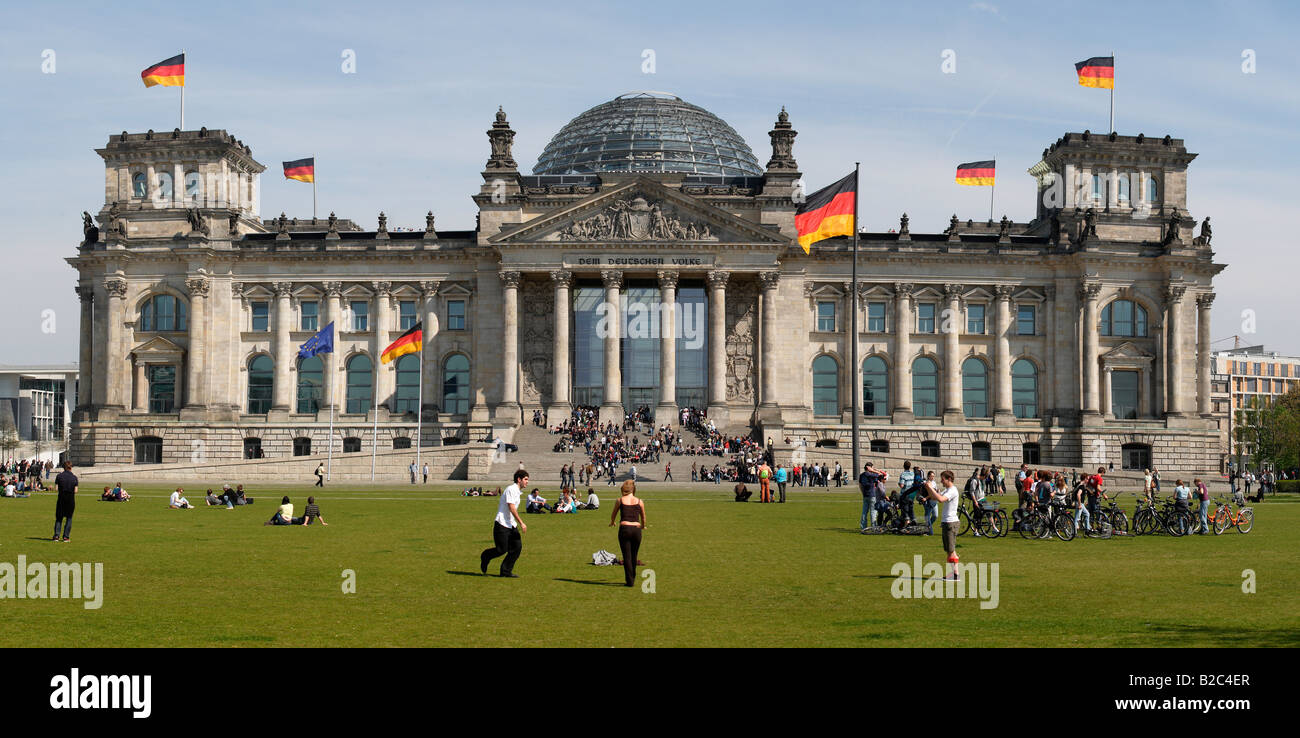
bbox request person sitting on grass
[526,489,552,513]
[294,496,328,526]
[581,488,600,510]
[169,488,193,509]
[265,496,294,526]
[733,481,751,502]
[4,477,28,498]
[206,488,233,508]
[111,482,130,501]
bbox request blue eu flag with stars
[298,321,334,358]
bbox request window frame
[447,300,466,331]
[815,301,836,333]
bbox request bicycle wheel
[1110,510,1128,534]
[1165,510,1191,537]
[1133,509,1152,536]
[1213,508,1230,535]
[958,508,972,536]
[1237,509,1253,533]
[975,512,997,538]
[1054,514,1076,541]
[1035,514,1053,540]
[1018,512,1039,540]
[992,510,1008,538]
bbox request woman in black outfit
[609,480,646,587]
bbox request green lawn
[1,483,1295,647]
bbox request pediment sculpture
[554,196,717,241]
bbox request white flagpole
[327,402,334,482]
[312,154,317,221]
[179,49,185,130]
[416,336,423,480]
[1109,51,1116,134]
[370,364,379,482]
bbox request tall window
[393,354,420,414]
[447,300,466,330]
[1017,305,1036,335]
[912,357,938,417]
[156,171,173,202]
[863,356,888,416]
[1092,173,1103,203]
[961,357,989,418]
[1012,359,1038,418]
[1100,300,1147,337]
[300,301,319,331]
[297,355,323,414]
[1111,369,1139,419]
[866,302,886,332]
[399,300,418,331]
[442,354,470,414]
[247,355,273,414]
[812,356,839,416]
[1146,177,1159,204]
[132,172,148,198]
[967,304,986,334]
[184,171,201,203]
[917,303,936,333]
[572,287,604,407]
[1117,173,1130,203]
[148,365,176,413]
[816,302,836,332]
[346,355,373,414]
[350,300,369,331]
[251,302,269,332]
[140,295,187,332]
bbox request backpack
[591,550,617,566]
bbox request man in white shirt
[582,489,600,510]
[480,470,528,577]
[526,489,551,514]
[168,488,192,509]
[920,470,962,580]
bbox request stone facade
[68,110,1225,475]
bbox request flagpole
[179,49,185,130]
[327,402,334,482]
[370,358,379,482]
[1109,50,1116,133]
[989,173,996,223]
[416,339,423,481]
[850,162,862,481]
[312,154,317,221]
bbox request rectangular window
[1246,379,1257,392]
[1254,363,1261,375]
[1111,369,1140,419]
[866,302,886,332]
[148,365,176,414]
[300,301,319,331]
[399,300,418,331]
[1017,305,1036,335]
[350,301,369,332]
[1268,363,1276,377]
[917,303,936,333]
[967,304,986,334]
[816,301,836,332]
[447,300,466,331]
[251,302,269,332]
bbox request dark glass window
[346,355,373,414]
[816,302,836,332]
[912,357,938,417]
[1122,443,1151,471]
[967,304,986,334]
[351,301,369,331]
[140,295,187,332]
[866,302,886,332]
[392,437,412,450]
[1012,359,1038,418]
[447,300,466,330]
[300,301,319,331]
[247,355,273,414]
[343,437,362,453]
[251,302,269,332]
[148,365,176,413]
[442,354,470,415]
[1017,305,1036,335]
[293,437,312,457]
[1022,443,1041,465]
[393,354,420,414]
[870,439,889,453]
[921,440,941,458]
[962,357,989,418]
[917,303,936,333]
[812,356,839,416]
[297,355,323,414]
[399,300,418,331]
[972,442,991,461]
[134,436,162,464]
[1100,300,1147,337]
[863,356,888,416]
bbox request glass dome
[533,92,763,177]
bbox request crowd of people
[1,458,53,494]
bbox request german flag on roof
[282,158,315,183]
[794,171,856,253]
[141,54,185,88]
[955,160,996,187]
[380,323,422,364]
[1075,56,1114,89]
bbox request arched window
[1100,299,1148,337]
[1146,176,1159,203]
[134,436,163,464]
[393,354,420,415]
[247,355,273,414]
[962,357,989,418]
[1012,359,1039,418]
[132,172,148,198]
[442,354,470,415]
[863,356,889,416]
[297,355,323,414]
[184,171,202,203]
[346,355,373,414]
[812,355,839,416]
[912,357,938,417]
[156,171,173,202]
[1091,173,1103,203]
[140,294,188,332]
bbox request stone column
[759,271,781,408]
[1143,364,1155,418]
[892,283,913,421]
[420,280,441,413]
[272,281,293,411]
[1102,366,1113,418]
[549,271,572,416]
[706,271,729,414]
[100,278,129,410]
[1080,282,1101,418]
[993,285,1014,423]
[373,281,393,413]
[498,270,522,423]
[1044,286,1056,421]
[600,270,623,423]
[75,284,94,409]
[942,283,963,421]
[1165,283,1187,417]
[1197,292,1215,416]
[133,360,147,411]
[183,276,208,409]
[657,270,678,421]
[324,282,343,413]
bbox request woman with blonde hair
[609,480,647,587]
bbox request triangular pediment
[1100,341,1153,361]
[132,335,185,359]
[490,177,789,246]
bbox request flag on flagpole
[298,322,335,358]
[141,54,186,87]
[955,160,996,186]
[1075,56,1114,89]
[282,158,316,183]
[380,323,423,364]
[794,171,856,254]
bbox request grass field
[1,482,1296,647]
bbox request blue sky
[2,0,1297,363]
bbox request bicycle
[1081,493,1127,537]
[1018,500,1075,541]
[1211,497,1254,535]
[959,499,1007,538]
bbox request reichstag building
[69,92,1224,473]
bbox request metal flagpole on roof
[312,154,317,221]
[179,49,185,130]
[370,364,379,482]
[1109,51,1116,134]
[850,162,862,479]
[416,337,423,480]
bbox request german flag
[1075,56,1114,89]
[141,54,185,88]
[380,322,423,364]
[282,158,315,183]
[795,171,856,253]
[955,160,996,187]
